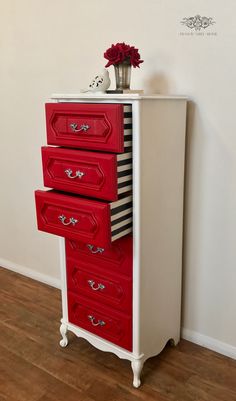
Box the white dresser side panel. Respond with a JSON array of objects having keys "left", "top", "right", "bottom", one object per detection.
[{"left": 139, "top": 99, "right": 187, "bottom": 358}]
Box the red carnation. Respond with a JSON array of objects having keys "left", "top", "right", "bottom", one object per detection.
[
  {"left": 117, "top": 42, "right": 131, "bottom": 58},
  {"left": 104, "top": 44, "right": 125, "bottom": 67},
  {"left": 130, "top": 47, "right": 144, "bottom": 68},
  {"left": 104, "top": 42, "right": 143, "bottom": 68}
]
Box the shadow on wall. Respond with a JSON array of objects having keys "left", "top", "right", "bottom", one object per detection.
[
  {"left": 144, "top": 73, "right": 170, "bottom": 94},
  {"left": 181, "top": 99, "right": 204, "bottom": 329},
  {"left": 181, "top": 100, "right": 195, "bottom": 326}
]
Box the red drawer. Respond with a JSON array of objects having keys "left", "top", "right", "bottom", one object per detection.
[
  {"left": 68, "top": 292, "right": 132, "bottom": 351},
  {"left": 42, "top": 146, "right": 132, "bottom": 201},
  {"left": 65, "top": 235, "right": 132, "bottom": 277},
  {"left": 66, "top": 258, "right": 132, "bottom": 313},
  {"left": 45, "top": 103, "right": 132, "bottom": 153},
  {"left": 35, "top": 190, "right": 132, "bottom": 247}
]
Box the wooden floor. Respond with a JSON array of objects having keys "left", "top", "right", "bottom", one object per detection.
[{"left": 0, "top": 268, "right": 236, "bottom": 401}]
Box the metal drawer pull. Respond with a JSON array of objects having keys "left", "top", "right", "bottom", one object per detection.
[
  {"left": 88, "top": 315, "right": 106, "bottom": 327},
  {"left": 58, "top": 215, "right": 78, "bottom": 226},
  {"left": 70, "top": 123, "right": 90, "bottom": 133},
  {"left": 87, "top": 244, "right": 104, "bottom": 254},
  {"left": 88, "top": 279, "right": 105, "bottom": 291},
  {"left": 64, "top": 169, "right": 85, "bottom": 179}
]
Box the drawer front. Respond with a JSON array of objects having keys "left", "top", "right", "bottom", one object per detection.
[
  {"left": 35, "top": 190, "right": 111, "bottom": 247},
  {"left": 68, "top": 292, "right": 132, "bottom": 351},
  {"left": 45, "top": 103, "right": 127, "bottom": 153},
  {"left": 42, "top": 146, "right": 118, "bottom": 201},
  {"left": 35, "top": 190, "right": 132, "bottom": 246},
  {"left": 65, "top": 235, "right": 133, "bottom": 277},
  {"left": 66, "top": 258, "right": 132, "bottom": 313}
]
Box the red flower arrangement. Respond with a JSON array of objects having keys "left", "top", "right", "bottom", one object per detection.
[{"left": 104, "top": 42, "right": 144, "bottom": 68}]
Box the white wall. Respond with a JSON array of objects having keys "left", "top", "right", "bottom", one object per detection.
[{"left": 1, "top": 0, "right": 236, "bottom": 355}]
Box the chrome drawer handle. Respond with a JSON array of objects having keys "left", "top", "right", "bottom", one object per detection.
[
  {"left": 58, "top": 215, "right": 78, "bottom": 226},
  {"left": 87, "top": 244, "right": 104, "bottom": 254},
  {"left": 88, "top": 279, "right": 105, "bottom": 291},
  {"left": 64, "top": 169, "right": 85, "bottom": 179},
  {"left": 88, "top": 315, "right": 106, "bottom": 327},
  {"left": 70, "top": 123, "right": 90, "bottom": 133}
]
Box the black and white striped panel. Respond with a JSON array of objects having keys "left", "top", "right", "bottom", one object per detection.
[
  {"left": 110, "top": 105, "right": 132, "bottom": 241},
  {"left": 124, "top": 105, "right": 132, "bottom": 151},
  {"left": 110, "top": 195, "right": 132, "bottom": 241},
  {"left": 117, "top": 152, "right": 132, "bottom": 195}
]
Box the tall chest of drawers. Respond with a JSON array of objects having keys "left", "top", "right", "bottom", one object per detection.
[{"left": 35, "top": 93, "right": 187, "bottom": 387}]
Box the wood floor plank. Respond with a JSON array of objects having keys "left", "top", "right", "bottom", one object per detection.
[
  {"left": 186, "top": 374, "right": 236, "bottom": 401},
  {"left": 0, "top": 319, "right": 168, "bottom": 401},
  {"left": 158, "top": 343, "right": 236, "bottom": 395},
  {"left": 0, "top": 346, "right": 53, "bottom": 401},
  {"left": 1, "top": 267, "right": 236, "bottom": 401},
  {"left": 0, "top": 345, "right": 94, "bottom": 401}
]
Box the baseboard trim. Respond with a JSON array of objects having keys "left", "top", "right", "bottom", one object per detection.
[
  {"left": 0, "top": 258, "right": 61, "bottom": 289},
  {"left": 182, "top": 327, "right": 236, "bottom": 360}
]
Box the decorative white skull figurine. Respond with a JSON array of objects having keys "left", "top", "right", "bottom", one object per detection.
[{"left": 81, "top": 69, "right": 111, "bottom": 93}]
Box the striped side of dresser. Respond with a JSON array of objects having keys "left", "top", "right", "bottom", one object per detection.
[{"left": 110, "top": 195, "right": 132, "bottom": 241}]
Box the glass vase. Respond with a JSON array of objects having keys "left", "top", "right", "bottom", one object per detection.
[{"left": 114, "top": 61, "right": 131, "bottom": 90}]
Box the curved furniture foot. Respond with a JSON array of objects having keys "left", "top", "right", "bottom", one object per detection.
[
  {"left": 60, "top": 323, "right": 68, "bottom": 347},
  {"left": 169, "top": 336, "right": 180, "bottom": 347},
  {"left": 131, "top": 359, "right": 144, "bottom": 388}
]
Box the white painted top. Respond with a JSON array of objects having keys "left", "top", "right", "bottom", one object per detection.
[{"left": 51, "top": 93, "right": 187, "bottom": 101}]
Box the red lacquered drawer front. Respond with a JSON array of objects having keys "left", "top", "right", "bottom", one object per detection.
[
  {"left": 68, "top": 292, "right": 132, "bottom": 351},
  {"left": 65, "top": 235, "right": 133, "bottom": 277},
  {"left": 35, "top": 190, "right": 111, "bottom": 247},
  {"left": 35, "top": 190, "right": 132, "bottom": 246},
  {"left": 46, "top": 103, "right": 124, "bottom": 153},
  {"left": 66, "top": 258, "right": 132, "bottom": 313},
  {"left": 42, "top": 146, "right": 118, "bottom": 201}
]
